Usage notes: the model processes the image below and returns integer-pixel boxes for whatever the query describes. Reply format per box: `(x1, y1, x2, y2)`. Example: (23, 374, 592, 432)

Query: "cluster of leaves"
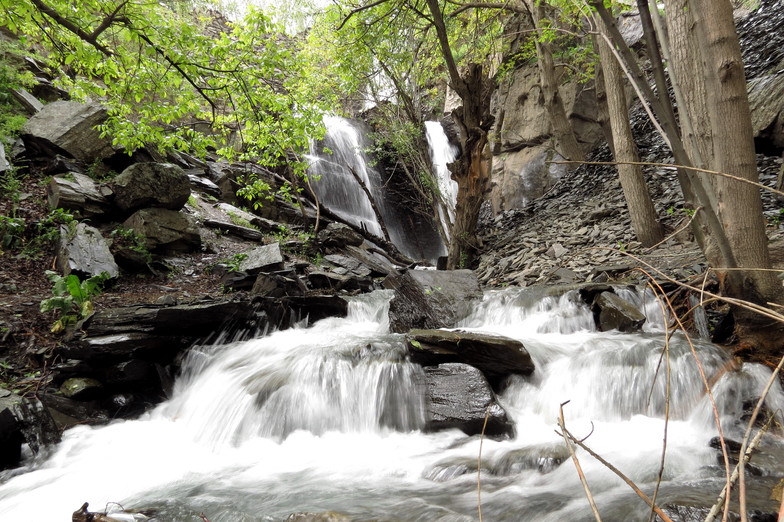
(0, 202, 75, 258)
(0, 38, 34, 141)
(110, 225, 152, 264)
(39, 270, 110, 333)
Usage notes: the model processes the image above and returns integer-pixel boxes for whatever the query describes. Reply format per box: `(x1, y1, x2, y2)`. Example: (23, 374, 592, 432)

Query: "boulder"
(56, 222, 120, 278)
(251, 273, 305, 297)
(592, 291, 646, 332)
(489, 145, 569, 213)
(0, 388, 60, 470)
(318, 222, 364, 247)
(383, 269, 482, 333)
(20, 101, 114, 162)
(123, 208, 201, 253)
(255, 295, 349, 329)
(423, 363, 514, 438)
(307, 270, 371, 292)
(48, 172, 111, 217)
(324, 253, 373, 278)
(111, 162, 191, 212)
(238, 243, 285, 273)
(748, 72, 784, 150)
(407, 329, 534, 390)
(60, 377, 103, 400)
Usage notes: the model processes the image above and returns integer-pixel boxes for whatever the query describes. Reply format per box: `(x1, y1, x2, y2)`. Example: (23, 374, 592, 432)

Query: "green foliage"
(110, 225, 152, 263)
(22, 208, 75, 258)
(0, 38, 34, 141)
(0, 215, 25, 251)
(218, 252, 247, 272)
(39, 270, 110, 333)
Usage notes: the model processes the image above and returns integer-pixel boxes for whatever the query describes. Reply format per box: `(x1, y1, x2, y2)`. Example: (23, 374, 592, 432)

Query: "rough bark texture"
(425, 0, 494, 270)
(692, 0, 784, 325)
(596, 21, 663, 247)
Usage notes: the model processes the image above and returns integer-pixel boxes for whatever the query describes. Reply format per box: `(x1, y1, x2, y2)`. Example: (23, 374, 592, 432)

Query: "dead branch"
(346, 165, 392, 243)
(558, 403, 674, 522)
(557, 401, 603, 522)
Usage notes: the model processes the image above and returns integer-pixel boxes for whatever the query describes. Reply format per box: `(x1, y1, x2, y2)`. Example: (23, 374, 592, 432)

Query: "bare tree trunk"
(692, 0, 783, 320)
(425, 0, 494, 270)
(527, 0, 585, 161)
(596, 20, 663, 247)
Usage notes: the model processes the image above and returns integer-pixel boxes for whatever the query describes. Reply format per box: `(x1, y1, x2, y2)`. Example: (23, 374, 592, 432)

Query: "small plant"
(110, 226, 152, 263)
(21, 208, 76, 258)
(0, 215, 25, 251)
(226, 210, 258, 230)
(218, 252, 247, 272)
(39, 271, 111, 333)
(187, 194, 199, 209)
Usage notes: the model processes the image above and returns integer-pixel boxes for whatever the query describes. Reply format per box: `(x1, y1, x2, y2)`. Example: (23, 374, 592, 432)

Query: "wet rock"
(56, 222, 120, 278)
(343, 245, 396, 277)
(39, 393, 109, 429)
(492, 444, 569, 475)
(20, 101, 115, 162)
(317, 222, 364, 247)
(238, 243, 284, 273)
(256, 295, 349, 328)
(123, 208, 201, 253)
(592, 291, 646, 332)
(383, 269, 482, 333)
(0, 389, 60, 470)
(423, 456, 491, 482)
(111, 162, 191, 212)
(48, 172, 111, 217)
(423, 363, 514, 438)
(60, 377, 103, 400)
(323, 253, 372, 278)
(407, 329, 534, 390)
(251, 273, 305, 297)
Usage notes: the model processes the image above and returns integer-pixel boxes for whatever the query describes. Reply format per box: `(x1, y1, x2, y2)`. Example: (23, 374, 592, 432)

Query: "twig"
(738, 353, 784, 521)
(558, 410, 675, 522)
(705, 414, 777, 522)
(556, 401, 603, 522)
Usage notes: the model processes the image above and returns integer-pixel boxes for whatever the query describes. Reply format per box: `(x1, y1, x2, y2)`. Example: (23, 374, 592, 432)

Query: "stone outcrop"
(48, 173, 111, 217)
(407, 329, 534, 390)
(56, 222, 120, 278)
(111, 162, 191, 212)
(383, 269, 482, 333)
(123, 207, 201, 253)
(423, 363, 514, 438)
(591, 291, 646, 332)
(239, 243, 285, 273)
(0, 389, 59, 470)
(20, 101, 115, 162)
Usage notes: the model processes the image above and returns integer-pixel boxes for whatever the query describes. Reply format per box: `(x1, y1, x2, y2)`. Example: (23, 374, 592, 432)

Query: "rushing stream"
(1, 288, 783, 521)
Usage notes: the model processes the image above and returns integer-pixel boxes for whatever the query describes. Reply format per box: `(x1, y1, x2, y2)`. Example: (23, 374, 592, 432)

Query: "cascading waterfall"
(425, 121, 459, 241)
(2, 288, 783, 521)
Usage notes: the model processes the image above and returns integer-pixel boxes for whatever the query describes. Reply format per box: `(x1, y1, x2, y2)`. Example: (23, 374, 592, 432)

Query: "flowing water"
(1, 288, 783, 521)
(424, 121, 458, 242)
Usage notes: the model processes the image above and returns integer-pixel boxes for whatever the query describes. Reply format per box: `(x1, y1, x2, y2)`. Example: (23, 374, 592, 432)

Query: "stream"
(1, 288, 783, 521)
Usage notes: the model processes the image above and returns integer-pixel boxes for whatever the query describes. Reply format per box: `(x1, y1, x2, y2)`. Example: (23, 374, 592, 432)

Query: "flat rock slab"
(123, 208, 201, 253)
(407, 329, 534, 389)
(592, 291, 646, 332)
(21, 101, 114, 162)
(48, 172, 110, 217)
(239, 243, 284, 273)
(111, 162, 191, 212)
(0, 389, 59, 470)
(57, 222, 119, 278)
(423, 363, 514, 438)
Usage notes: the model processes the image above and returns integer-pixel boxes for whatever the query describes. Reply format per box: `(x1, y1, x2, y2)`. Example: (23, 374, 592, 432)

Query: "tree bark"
(596, 20, 663, 247)
(425, 0, 494, 269)
(691, 0, 784, 322)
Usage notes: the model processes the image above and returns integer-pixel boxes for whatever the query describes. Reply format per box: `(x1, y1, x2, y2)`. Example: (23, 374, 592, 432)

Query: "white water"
(425, 121, 459, 241)
(2, 288, 783, 521)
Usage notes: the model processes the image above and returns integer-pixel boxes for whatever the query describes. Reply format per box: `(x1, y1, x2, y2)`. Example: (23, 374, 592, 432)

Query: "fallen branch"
(556, 401, 603, 522)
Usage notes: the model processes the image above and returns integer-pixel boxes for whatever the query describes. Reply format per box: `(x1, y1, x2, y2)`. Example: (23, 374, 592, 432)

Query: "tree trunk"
(527, 0, 585, 161)
(691, 0, 784, 324)
(425, 0, 494, 270)
(596, 20, 663, 247)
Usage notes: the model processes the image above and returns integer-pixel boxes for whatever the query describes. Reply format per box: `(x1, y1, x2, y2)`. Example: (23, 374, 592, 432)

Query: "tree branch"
(28, 0, 114, 56)
(337, 0, 391, 31)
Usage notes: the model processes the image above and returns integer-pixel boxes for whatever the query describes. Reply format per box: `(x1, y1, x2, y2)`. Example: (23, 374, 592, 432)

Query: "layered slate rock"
(48, 172, 111, 217)
(317, 222, 364, 247)
(56, 222, 120, 278)
(238, 243, 285, 273)
(111, 162, 191, 212)
(383, 269, 482, 333)
(406, 329, 534, 389)
(0, 388, 59, 470)
(20, 101, 115, 162)
(423, 363, 514, 438)
(591, 291, 646, 332)
(123, 208, 201, 253)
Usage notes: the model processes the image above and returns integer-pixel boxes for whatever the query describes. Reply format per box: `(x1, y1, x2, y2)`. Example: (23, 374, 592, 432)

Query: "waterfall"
(2, 288, 783, 521)
(307, 115, 388, 239)
(425, 121, 458, 241)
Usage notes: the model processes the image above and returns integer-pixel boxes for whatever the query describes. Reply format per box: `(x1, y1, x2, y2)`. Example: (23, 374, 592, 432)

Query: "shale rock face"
(406, 329, 534, 390)
(48, 173, 111, 218)
(123, 207, 201, 253)
(591, 291, 646, 332)
(56, 222, 120, 278)
(111, 162, 192, 212)
(383, 269, 482, 333)
(423, 363, 514, 438)
(20, 101, 115, 162)
(0, 389, 59, 470)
